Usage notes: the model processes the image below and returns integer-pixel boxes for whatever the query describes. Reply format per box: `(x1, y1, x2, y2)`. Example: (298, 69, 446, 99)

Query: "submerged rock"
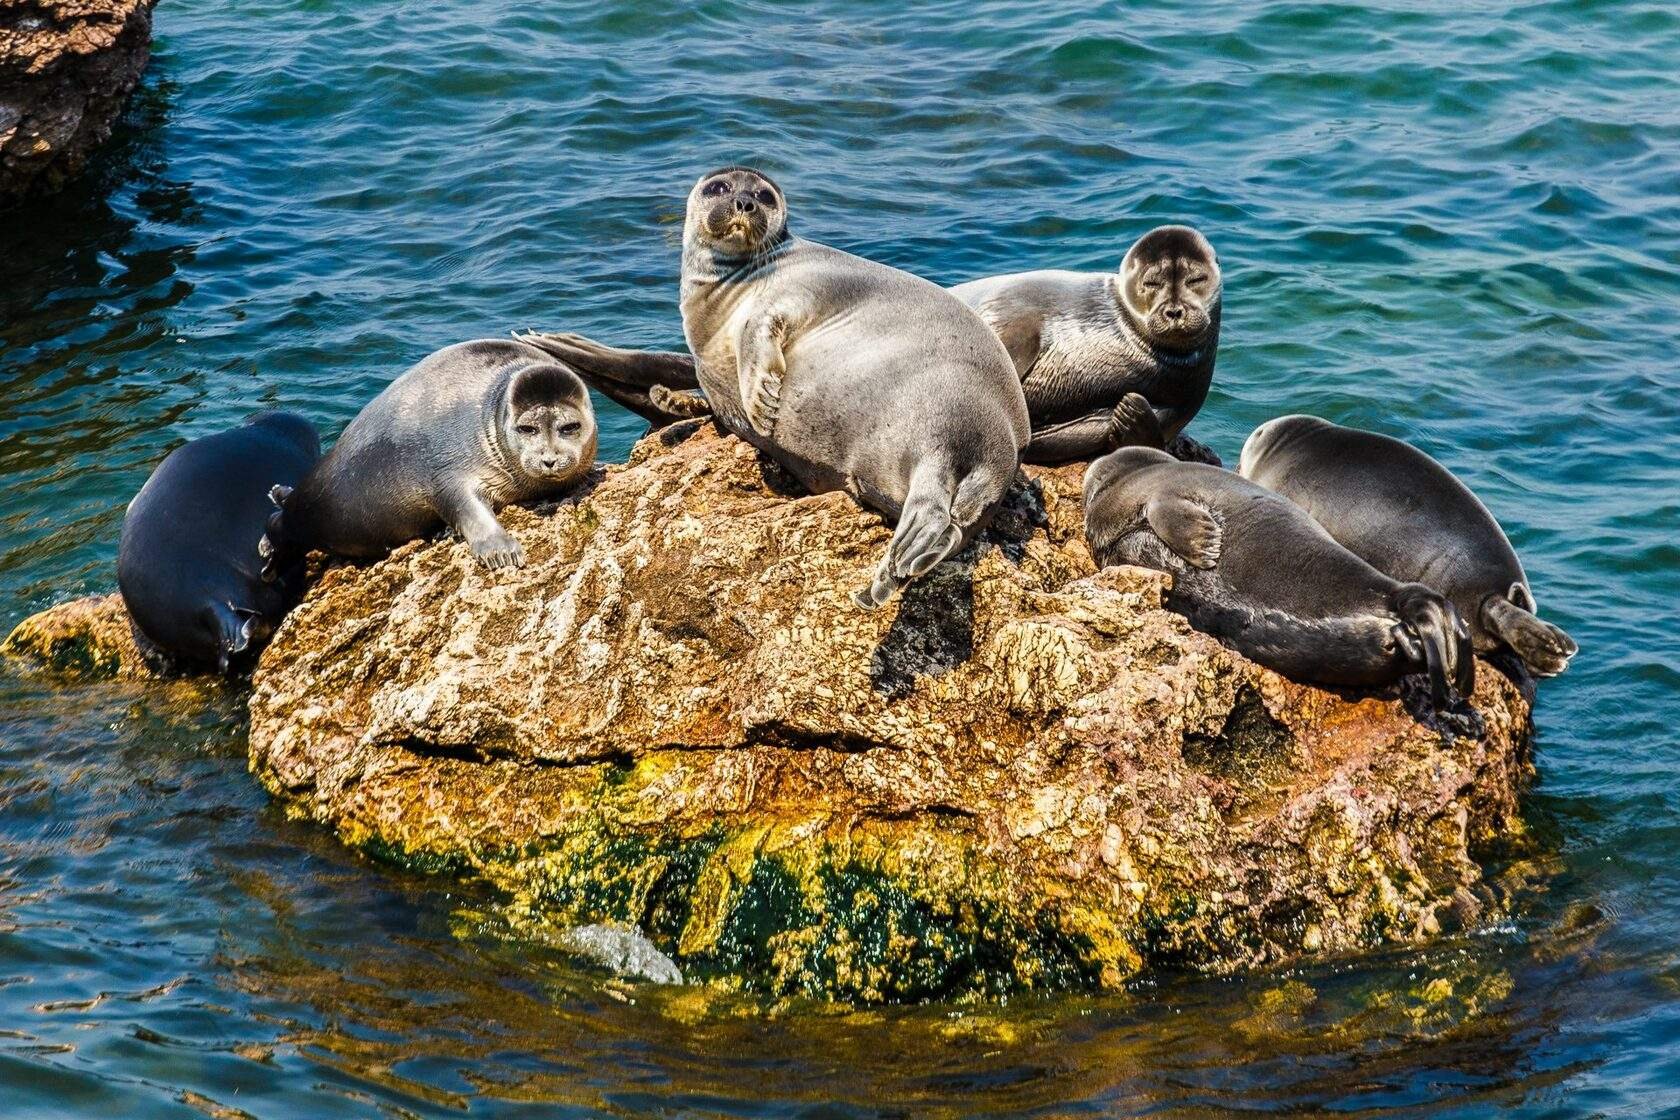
(229, 420, 1534, 1002)
(0, 0, 157, 204)
(557, 922, 684, 986)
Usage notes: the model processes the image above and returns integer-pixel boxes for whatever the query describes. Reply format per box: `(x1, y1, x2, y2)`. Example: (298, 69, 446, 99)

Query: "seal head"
(1119, 224, 1221, 354)
(500, 362, 595, 484)
(687, 166, 788, 261)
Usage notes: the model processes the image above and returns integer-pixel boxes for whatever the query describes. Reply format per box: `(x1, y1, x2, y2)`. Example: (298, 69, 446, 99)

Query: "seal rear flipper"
(514, 330, 700, 390)
(258, 484, 296, 584)
(854, 468, 965, 610)
(1109, 393, 1168, 450)
(1143, 495, 1221, 569)
(1482, 585, 1576, 677)
(1392, 583, 1474, 706)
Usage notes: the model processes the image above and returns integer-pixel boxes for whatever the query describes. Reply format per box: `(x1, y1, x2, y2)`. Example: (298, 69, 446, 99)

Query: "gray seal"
(264, 339, 596, 573)
(117, 411, 321, 674)
(1084, 445, 1475, 706)
(525, 224, 1220, 466)
(950, 224, 1221, 463)
(1239, 415, 1576, 677)
(528, 165, 1030, 608)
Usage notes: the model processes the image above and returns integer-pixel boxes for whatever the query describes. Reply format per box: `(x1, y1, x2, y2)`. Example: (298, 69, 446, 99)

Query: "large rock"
(232, 421, 1533, 1002)
(0, 0, 157, 204)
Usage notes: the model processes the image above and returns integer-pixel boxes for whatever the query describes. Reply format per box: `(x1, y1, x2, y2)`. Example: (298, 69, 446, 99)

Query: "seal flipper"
(649, 385, 712, 419)
(736, 310, 787, 437)
(209, 601, 267, 675)
(258, 484, 296, 583)
(854, 465, 964, 609)
(515, 331, 699, 390)
(1392, 583, 1474, 706)
(1143, 495, 1221, 569)
(1482, 583, 1576, 676)
(1109, 393, 1168, 450)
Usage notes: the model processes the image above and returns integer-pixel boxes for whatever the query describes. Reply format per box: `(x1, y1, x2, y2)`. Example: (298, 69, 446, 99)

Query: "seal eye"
(515, 424, 538, 436)
(754, 188, 776, 206)
(1185, 273, 1208, 286)
(703, 179, 730, 196)
(561, 421, 583, 437)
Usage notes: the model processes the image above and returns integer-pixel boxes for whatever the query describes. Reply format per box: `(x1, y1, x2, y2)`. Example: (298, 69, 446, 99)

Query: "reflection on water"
(2, 0, 1680, 1114)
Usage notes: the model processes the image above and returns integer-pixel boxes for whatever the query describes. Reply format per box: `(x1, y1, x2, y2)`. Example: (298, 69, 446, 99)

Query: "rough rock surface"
(224, 421, 1533, 1002)
(0, 0, 156, 204)
(2, 591, 150, 676)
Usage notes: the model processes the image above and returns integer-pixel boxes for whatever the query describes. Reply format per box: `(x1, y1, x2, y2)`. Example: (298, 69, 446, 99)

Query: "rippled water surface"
(3, 1, 1679, 1115)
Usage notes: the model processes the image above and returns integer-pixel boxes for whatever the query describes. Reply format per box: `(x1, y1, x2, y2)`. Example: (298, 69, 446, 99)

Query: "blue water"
(2, 0, 1678, 1114)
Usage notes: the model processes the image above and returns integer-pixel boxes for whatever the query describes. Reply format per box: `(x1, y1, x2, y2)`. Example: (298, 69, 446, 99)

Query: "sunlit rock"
(229, 420, 1535, 1002)
(0, 0, 157, 203)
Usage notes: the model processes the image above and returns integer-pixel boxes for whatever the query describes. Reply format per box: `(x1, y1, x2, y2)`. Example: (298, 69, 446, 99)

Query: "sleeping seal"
(524, 224, 1219, 465)
(950, 224, 1221, 462)
(527, 165, 1030, 608)
(1239, 415, 1576, 677)
(1084, 445, 1474, 705)
(117, 411, 321, 673)
(263, 339, 596, 573)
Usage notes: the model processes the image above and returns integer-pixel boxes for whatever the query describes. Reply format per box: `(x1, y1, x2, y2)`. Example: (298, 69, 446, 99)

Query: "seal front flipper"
(440, 484, 524, 571)
(736, 310, 788, 437)
(1143, 495, 1221, 569)
(1109, 392, 1168, 450)
(1392, 583, 1474, 706)
(648, 385, 712, 419)
(1482, 582, 1576, 676)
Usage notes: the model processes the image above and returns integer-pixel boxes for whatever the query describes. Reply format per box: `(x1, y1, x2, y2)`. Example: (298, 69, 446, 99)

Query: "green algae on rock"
(233, 420, 1535, 1002)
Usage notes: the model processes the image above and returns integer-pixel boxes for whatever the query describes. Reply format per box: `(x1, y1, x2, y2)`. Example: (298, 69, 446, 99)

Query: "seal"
(527, 224, 1221, 465)
(264, 339, 596, 573)
(1238, 415, 1577, 677)
(1084, 445, 1475, 705)
(950, 224, 1221, 463)
(527, 165, 1030, 608)
(117, 410, 321, 674)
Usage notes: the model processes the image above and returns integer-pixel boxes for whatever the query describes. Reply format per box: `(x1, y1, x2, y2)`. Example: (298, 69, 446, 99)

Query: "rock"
(2, 592, 150, 677)
(0, 0, 157, 204)
(232, 420, 1535, 1003)
(556, 922, 684, 985)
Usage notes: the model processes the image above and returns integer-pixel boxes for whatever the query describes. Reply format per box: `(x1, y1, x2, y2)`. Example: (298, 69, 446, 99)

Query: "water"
(2, 0, 1677, 1114)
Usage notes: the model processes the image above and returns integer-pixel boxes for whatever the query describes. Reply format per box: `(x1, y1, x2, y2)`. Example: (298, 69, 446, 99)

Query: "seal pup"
(526, 224, 1220, 465)
(950, 224, 1221, 463)
(1084, 445, 1474, 705)
(264, 339, 596, 573)
(527, 165, 1030, 608)
(1239, 415, 1576, 677)
(117, 411, 321, 674)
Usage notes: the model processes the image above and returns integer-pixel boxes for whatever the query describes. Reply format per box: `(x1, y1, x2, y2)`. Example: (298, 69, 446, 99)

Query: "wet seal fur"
(1084, 445, 1475, 706)
(1239, 414, 1576, 678)
(118, 411, 321, 674)
(528, 165, 1030, 608)
(264, 339, 596, 573)
(951, 224, 1221, 463)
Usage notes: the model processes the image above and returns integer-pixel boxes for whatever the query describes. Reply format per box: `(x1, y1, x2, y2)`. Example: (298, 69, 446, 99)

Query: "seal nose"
(1163, 304, 1185, 322)
(733, 196, 756, 214)
(541, 457, 559, 471)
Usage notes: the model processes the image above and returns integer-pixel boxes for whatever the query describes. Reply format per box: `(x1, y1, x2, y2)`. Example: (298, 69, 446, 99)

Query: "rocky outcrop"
(222, 421, 1532, 1002)
(2, 592, 150, 676)
(0, 0, 157, 204)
